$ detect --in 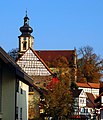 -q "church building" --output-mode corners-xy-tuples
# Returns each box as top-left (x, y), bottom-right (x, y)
(16, 13), (77, 88)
